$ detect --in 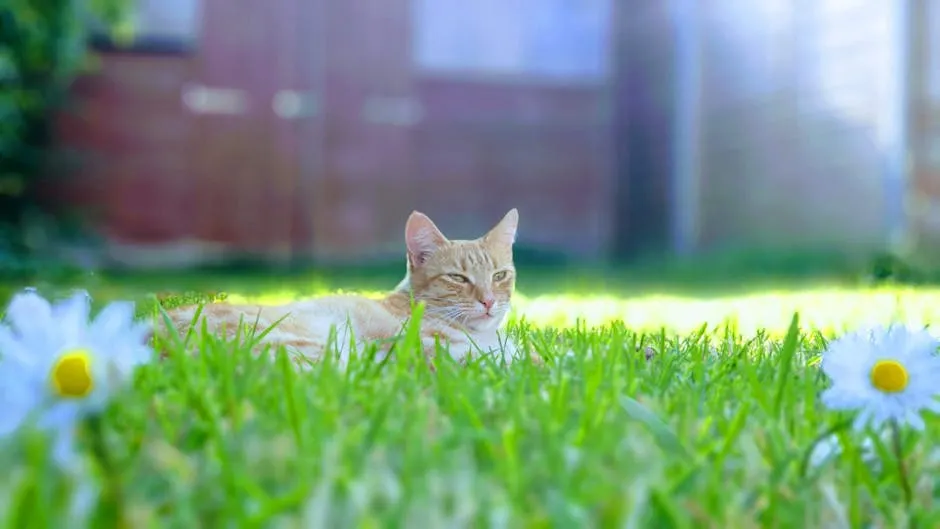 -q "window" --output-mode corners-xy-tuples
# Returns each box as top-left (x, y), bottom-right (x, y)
(412, 0), (611, 82)
(88, 0), (202, 54)
(797, 0), (896, 128)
